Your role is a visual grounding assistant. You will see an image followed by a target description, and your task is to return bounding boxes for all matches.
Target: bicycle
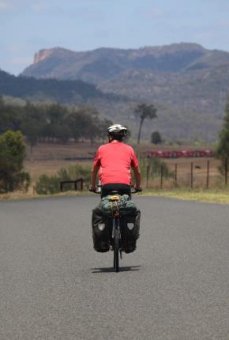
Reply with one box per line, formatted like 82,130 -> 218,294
90,187 -> 141,272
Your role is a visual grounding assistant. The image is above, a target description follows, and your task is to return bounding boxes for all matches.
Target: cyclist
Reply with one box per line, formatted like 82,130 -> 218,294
90,124 -> 142,253
90,124 -> 142,196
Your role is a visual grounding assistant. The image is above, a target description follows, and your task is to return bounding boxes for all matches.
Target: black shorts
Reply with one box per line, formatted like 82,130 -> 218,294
101,183 -> 131,198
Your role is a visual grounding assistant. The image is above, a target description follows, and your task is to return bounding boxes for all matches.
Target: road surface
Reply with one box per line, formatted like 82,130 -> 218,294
0,195 -> 229,339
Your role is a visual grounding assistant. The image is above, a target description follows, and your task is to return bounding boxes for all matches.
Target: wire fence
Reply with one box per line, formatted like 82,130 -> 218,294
144,158 -> 228,189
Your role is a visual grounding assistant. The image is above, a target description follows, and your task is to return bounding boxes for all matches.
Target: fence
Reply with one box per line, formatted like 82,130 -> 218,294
60,178 -> 84,192
58,159 -> 228,191
145,158 -> 228,189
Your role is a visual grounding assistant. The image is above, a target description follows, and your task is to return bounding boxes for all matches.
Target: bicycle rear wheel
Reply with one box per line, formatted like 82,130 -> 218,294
113,224 -> 120,272
113,234 -> 119,272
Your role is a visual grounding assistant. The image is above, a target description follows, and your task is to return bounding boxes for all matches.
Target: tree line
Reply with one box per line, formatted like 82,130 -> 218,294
0,97 -> 112,147
0,95 -> 229,194
0,97 -> 161,146
0,70 -> 118,103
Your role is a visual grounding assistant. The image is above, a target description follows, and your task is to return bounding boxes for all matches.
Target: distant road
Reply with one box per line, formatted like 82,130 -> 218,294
0,195 -> 229,340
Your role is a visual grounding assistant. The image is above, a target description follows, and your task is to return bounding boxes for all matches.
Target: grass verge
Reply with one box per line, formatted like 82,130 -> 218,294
143,188 -> 229,204
0,188 -> 228,204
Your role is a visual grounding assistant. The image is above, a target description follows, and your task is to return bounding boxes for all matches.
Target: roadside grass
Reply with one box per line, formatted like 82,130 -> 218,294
1,187 -> 229,204
143,188 -> 229,204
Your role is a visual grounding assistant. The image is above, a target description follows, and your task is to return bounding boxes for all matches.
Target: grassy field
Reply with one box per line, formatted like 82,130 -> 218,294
1,142 -> 228,204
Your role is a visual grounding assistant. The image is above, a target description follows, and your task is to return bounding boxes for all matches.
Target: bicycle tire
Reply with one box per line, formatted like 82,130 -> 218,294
113,220 -> 120,272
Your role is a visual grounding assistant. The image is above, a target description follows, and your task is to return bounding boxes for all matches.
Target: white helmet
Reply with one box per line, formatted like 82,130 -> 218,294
107,124 -> 128,136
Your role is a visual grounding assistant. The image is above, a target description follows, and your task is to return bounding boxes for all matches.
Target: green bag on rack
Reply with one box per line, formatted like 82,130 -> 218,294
99,194 -> 137,216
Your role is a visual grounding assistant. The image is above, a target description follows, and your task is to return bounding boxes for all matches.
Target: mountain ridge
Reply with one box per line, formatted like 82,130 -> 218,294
3,42 -> 229,142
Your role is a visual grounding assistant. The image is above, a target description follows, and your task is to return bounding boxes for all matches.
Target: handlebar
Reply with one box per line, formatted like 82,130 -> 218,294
89,187 -> 101,194
131,187 -> 142,193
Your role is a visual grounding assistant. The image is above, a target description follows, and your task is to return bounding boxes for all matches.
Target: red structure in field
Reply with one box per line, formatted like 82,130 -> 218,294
145,149 -> 214,159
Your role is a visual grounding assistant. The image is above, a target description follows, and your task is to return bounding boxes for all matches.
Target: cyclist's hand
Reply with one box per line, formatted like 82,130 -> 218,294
89,186 -> 96,192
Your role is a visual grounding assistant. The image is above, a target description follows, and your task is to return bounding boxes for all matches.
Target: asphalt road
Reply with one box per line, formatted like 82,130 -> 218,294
0,195 -> 229,340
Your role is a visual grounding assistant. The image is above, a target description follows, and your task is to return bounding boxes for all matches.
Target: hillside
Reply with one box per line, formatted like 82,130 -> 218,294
20,43 -> 229,142
2,43 -> 229,142
0,69 -> 123,104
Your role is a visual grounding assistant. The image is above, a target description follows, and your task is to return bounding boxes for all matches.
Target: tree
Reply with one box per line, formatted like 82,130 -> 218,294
0,101 -> 23,133
44,104 -> 68,142
151,131 -> 162,144
21,102 -> 46,152
135,104 -> 157,144
217,100 -> 229,158
0,130 -> 30,192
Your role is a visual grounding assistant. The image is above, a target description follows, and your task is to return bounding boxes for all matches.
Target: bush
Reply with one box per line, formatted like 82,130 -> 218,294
0,130 -> 31,193
35,174 -> 60,195
35,164 -> 91,195
151,131 -> 162,144
58,164 -> 91,183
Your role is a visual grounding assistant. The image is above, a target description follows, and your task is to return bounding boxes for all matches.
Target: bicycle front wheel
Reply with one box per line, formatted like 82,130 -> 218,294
113,228 -> 120,272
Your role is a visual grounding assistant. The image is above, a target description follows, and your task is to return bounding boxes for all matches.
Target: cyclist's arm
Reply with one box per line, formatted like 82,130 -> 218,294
131,149 -> 141,190
90,164 -> 100,190
133,166 -> 141,190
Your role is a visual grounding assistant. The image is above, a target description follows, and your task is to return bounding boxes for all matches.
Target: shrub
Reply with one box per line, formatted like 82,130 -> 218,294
0,130 -> 30,192
35,164 -> 91,195
35,174 -> 60,195
58,164 -> 91,183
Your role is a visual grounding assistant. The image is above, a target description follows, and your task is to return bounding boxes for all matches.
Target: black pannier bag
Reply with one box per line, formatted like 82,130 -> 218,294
91,207 -> 110,252
91,194 -> 141,253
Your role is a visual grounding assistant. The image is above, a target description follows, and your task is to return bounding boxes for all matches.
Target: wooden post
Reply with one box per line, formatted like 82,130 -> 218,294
146,165 -> 150,188
191,162 -> 193,189
80,178 -> 83,190
206,160 -> 210,189
174,163 -> 177,186
225,158 -> 228,185
160,164 -> 163,189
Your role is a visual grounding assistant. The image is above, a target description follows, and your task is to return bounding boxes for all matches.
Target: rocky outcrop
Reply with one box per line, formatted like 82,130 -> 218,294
34,49 -> 54,64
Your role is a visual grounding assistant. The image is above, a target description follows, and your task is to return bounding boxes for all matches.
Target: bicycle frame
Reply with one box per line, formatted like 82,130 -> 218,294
109,195 -> 122,272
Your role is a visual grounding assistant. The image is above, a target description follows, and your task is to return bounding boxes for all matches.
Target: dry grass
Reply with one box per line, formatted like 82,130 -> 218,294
1,142 -> 228,203
143,188 -> 229,204
25,142 -> 95,184
143,158 -> 224,189
24,159 -> 91,184
26,141 -> 98,161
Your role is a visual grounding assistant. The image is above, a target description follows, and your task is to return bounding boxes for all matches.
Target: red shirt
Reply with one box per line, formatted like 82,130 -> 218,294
93,140 -> 139,185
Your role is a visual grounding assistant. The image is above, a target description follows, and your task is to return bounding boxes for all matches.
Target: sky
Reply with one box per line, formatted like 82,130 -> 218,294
1,0 -> 229,75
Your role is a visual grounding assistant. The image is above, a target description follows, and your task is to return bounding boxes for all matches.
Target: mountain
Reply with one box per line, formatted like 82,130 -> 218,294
22,43 -> 229,83
6,43 -> 229,142
20,43 -> 229,142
